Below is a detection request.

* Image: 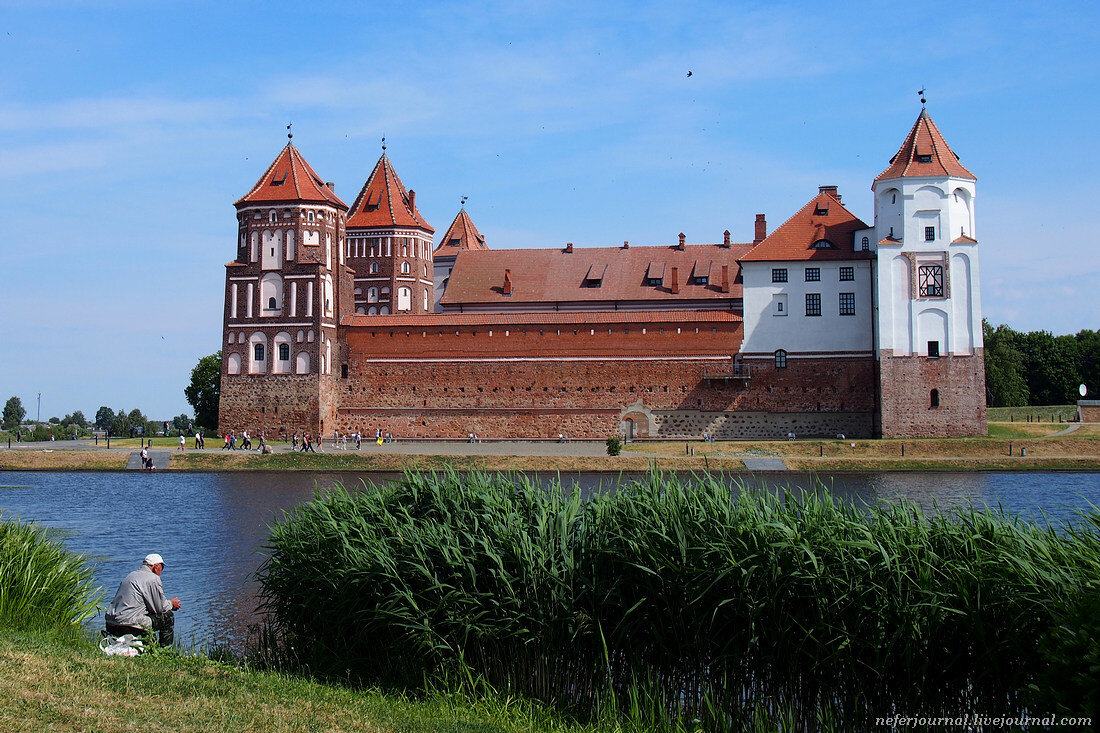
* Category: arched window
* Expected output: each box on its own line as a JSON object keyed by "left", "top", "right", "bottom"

{"left": 307, "top": 211, "right": 316, "bottom": 222}
{"left": 861, "top": 236, "right": 869, "bottom": 251}
{"left": 260, "top": 273, "right": 283, "bottom": 315}
{"left": 370, "top": 262, "right": 379, "bottom": 274}
{"left": 268, "top": 210, "right": 277, "bottom": 222}
{"left": 423, "top": 290, "right": 429, "bottom": 311}
{"left": 774, "top": 349, "right": 788, "bottom": 369}
{"left": 930, "top": 389, "right": 940, "bottom": 408}
{"left": 367, "top": 287, "right": 378, "bottom": 302}
{"left": 379, "top": 305, "right": 389, "bottom": 315}
{"left": 401, "top": 261, "right": 410, "bottom": 274}
{"left": 368, "top": 306, "right": 377, "bottom": 315}
{"left": 323, "top": 275, "right": 334, "bottom": 317}
{"left": 254, "top": 343, "right": 265, "bottom": 362}
{"left": 397, "top": 286, "right": 411, "bottom": 311}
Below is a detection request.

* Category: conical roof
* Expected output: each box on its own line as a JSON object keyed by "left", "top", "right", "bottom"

{"left": 346, "top": 154, "right": 434, "bottom": 232}
{"left": 235, "top": 142, "right": 347, "bottom": 208}
{"left": 875, "top": 109, "right": 975, "bottom": 182}
{"left": 433, "top": 208, "right": 487, "bottom": 256}
{"left": 740, "top": 188, "right": 869, "bottom": 262}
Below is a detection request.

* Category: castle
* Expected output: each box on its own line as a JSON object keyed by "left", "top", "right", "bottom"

{"left": 218, "top": 109, "right": 987, "bottom": 440}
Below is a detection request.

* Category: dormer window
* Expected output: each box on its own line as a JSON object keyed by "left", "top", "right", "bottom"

{"left": 811, "top": 239, "right": 835, "bottom": 249}
{"left": 917, "top": 154, "right": 933, "bottom": 163}
{"left": 861, "top": 236, "right": 870, "bottom": 251}
{"left": 583, "top": 264, "right": 607, "bottom": 288}
{"left": 692, "top": 275, "right": 709, "bottom": 286}
{"left": 449, "top": 238, "right": 460, "bottom": 247}
{"left": 270, "top": 171, "right": 287, "bottom": 187}
{"left": 814, "top": 204, "right": 829, "bottom": 216}
{"left": 646, "top": 276, "right": 662, "bottom": 286}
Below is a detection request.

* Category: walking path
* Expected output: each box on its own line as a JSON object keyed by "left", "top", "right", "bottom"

{"left": 1048, "top": 423, "right": 1081, "bottom": 438}
{"left": 126, "top": 450, "right": 171, "bottom": 470}
{"left": 741, "top": 457, "right": 789, "bottom": 471}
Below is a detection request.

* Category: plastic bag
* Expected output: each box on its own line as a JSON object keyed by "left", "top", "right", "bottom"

{"left": 99, "top": 634, "right": 144, "bottom": 657}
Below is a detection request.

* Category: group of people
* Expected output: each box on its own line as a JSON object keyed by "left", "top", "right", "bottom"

{"left": 220, "top": 430, "right": 267, "bottom": 451}
{"left": 292, "top": 433, "right": 319, "bottom": 452}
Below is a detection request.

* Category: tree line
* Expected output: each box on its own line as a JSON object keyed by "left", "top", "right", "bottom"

{"left": 983, "top": 321, "right": 1098, "bottom": 407}
{"left": 1, "top": 396, "right": 192, "bottom": 439}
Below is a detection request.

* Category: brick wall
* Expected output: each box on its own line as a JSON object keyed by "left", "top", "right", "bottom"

{"left": 329, "top": 319, "right": 877, "bottom": 439}
{"left": 878, "top": 349, "right": 987, "bottom": 438}
{"left": 218, "top": 373, "right": 321, "bottom": 438}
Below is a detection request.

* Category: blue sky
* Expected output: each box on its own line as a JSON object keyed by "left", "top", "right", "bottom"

{"left": 0, "top": 0, "right": 1096, "bottom": 420}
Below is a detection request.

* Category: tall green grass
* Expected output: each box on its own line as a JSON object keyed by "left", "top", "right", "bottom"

{"left": 257, "top": 469, "right": 1100, "bottom": 729}
{"left": 0, "top": 517, "right": 102, "bottom": 629}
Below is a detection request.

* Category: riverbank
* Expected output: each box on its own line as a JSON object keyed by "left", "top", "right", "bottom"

{"left": 1, "top": 423, "right": 1097, "bottom": 471}
{"left": 0, "top": 628, "right": 595, "bottom": 733}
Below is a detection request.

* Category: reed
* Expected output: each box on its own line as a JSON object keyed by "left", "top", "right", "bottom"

{"left": 257, "top": 469, "right": 1100, "bottom": 729}
{"left": 0, "top": 517, "right": 102, "bottom": 629}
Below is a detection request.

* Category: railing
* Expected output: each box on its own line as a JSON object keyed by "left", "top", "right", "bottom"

{"left": 702, "top": 363, "right": 751, "bottom": 381}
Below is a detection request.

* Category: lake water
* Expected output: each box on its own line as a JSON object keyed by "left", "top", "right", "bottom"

{"left": 1, "top": 470, "right": 1097, "bottom": 650}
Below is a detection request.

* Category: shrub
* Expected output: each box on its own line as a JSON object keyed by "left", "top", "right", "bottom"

{"left": 605, "top": 436, "right": 622, "bottom": 456}
{"left": 0, "top": 517, "right": 102, "bottom": 630}
{"left": 258, "top": 470, "right": 1100, "bottom": 730}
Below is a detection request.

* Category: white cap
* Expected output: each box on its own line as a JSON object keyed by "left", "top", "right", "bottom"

{"left": 143, "top": 553, "right": 164, "bottom": 566}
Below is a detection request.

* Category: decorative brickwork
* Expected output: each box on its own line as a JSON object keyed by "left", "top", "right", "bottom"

{"left": 878, "top": 349, "right": 987, "bottom": 438}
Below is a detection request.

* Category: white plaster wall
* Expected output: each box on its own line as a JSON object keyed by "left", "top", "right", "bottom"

{"left": 740, "top": 260, "right": 873, "bottom": 355}
{"left": 872, "top": 175, "right": 982, "bottom": 355}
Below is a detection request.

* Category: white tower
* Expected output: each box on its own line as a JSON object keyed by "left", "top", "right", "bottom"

{"left": 863, "top": 108, "right": 986, "bottom": 437}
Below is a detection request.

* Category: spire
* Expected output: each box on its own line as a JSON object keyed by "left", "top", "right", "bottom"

{"left": 434, "top": 207, "right": 488, "bottom": 256}
{"left": 346, "top": 153, "right": 434, "bottom": 232}
{"left": 875, "top": 110, "right": 975, "bottom": 182}
{"left": 235, "top": 142, "right": 347, "bottom": 209}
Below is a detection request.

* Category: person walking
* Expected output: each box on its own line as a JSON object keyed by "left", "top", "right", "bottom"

{"left": 104, "top": 553, "right": 181, "bottom": 646}
{"left": 178, "top": 434, "right": 185, "bottom": 452}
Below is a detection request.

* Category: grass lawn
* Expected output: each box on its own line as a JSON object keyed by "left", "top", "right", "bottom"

{"left": 0, "top": 628, "right": 598, "bottom": 733}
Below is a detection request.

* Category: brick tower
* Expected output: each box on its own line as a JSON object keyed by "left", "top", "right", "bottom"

{"left": 218, "top": 137, "right": 350, "bottom": 438}
{"left": 871, "top": 109, "right": 987, "bottom": 437}
{"left": 345, "top": 147, "right": 435, "bottom": 316}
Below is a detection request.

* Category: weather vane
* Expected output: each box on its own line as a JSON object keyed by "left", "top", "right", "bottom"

{"left": 381, "top": 135, "right": 386, "bottom": 152}
{"left": 287, "top": 122, "right": 293, "bottom": 140}
{"left": 461, "top": 195, "right": 468, "bottom": 207}
{"left": 918, "top": 87, "right": 926, "bottom": 107}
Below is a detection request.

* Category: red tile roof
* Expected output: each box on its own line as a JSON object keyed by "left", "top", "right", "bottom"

{"left": 952, "top": 234, "right": 978, "bottom": 244}
{"left": 434, "top": 208, "right": 487, "bottom": 257}
{"left": 235, "top": 143, "right": 347, "bottom": 209}
{"left": 342, "top": 310, "right": 741, "bottom": 328}
{"left": 439, "top": 242, "right": 752, "bottom": 307}
{"left": 346, "top": 154, "right": 435, "bottom": 232}
{"left": 740, "top": 190, "right": 870, "bottom": 262}
{"left": 875, "top": 109, "right": 975, "bottom": 182}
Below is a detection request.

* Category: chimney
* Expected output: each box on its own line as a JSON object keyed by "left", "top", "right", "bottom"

{"left": 503, "top": 269, "right": 513, "bottom": 296}
{"left": 721, "top": 265, "right": 730, "bottom": 293}
{"left": 408, "top": 189, "right": 416, "bottom": 211}
{"left": 565, "top": 242, "right": 573, "bottom": 253}
{"left": 677, "top": 232, "right": 686, "bottom": 250}
{"left": 754, "top": 214, "right": 767, "bottom": 244}
{"left": 670, "top": 267, "right": 679, "bottom": 294}
{"left": 818, "top": 185, "right": 840, "bottom": 203}
{"left": 723, "top": 230, "right": 731, "bottom": 247}
{"left": 623, "top": 240, "right": 629, "bottom": 249}
{"left": 326, "top": 181, "right": 335, "bottom": 191}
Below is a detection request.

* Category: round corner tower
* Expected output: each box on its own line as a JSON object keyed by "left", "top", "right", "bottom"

{"left": 218, "top": 140, "right": 350, "bottom": 438}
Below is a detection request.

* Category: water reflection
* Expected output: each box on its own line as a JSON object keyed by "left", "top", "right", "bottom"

{"left": 0, "top": 470, "right": 1096, "bottom": 650}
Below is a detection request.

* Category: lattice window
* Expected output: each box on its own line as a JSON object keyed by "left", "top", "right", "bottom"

{"left": 919, "top": 265, "right": 944, "bottom": 297}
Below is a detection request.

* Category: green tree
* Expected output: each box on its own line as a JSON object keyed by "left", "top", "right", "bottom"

{"left": 185, "top": 351, "right": 221, "bottom": 430}
{"left": 62, "top": 411, "right": 87, "bottom": 427}
{"left": 983, "top": 322, "right": 1028, "bottom": 407}
{"left": 1019, "top": 331, "right": 1080, "bottom": 405}
{"left": 95, "top": 406, "right": 115, "bottom": 430}
{"left": 1075, "top": 329, "right": 1100, "bottom": 399}
{"left": 2, "top": 396, "right": 26, "bottom": 431}
{"left": 172, "top": 413, "right": 191, "bottom": 432}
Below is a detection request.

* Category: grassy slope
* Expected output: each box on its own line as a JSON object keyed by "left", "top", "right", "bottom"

{"left": 0, "top": 629, "right": 594, "bottom": 733}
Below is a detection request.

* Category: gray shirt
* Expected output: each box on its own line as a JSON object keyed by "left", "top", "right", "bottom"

{"left": 105, "top": 565, "right": 172, "bottom": 628}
